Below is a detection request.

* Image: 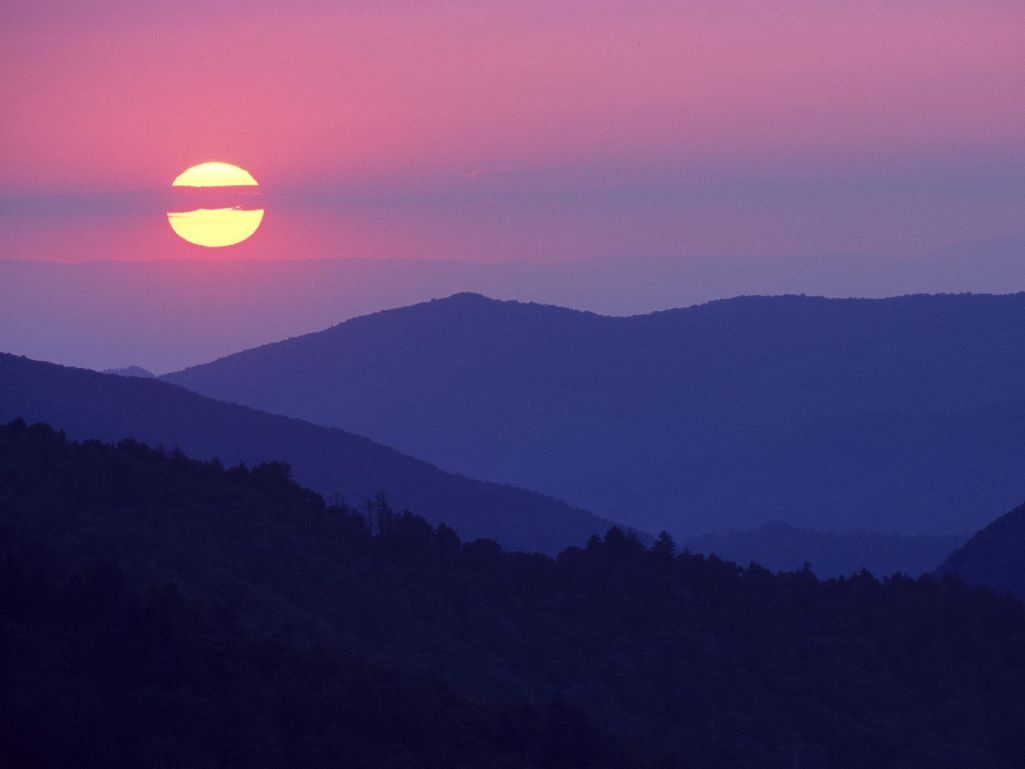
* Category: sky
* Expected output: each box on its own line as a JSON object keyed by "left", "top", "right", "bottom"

{"left": 1, "top": 0, "right": 1024, "bottom": 262}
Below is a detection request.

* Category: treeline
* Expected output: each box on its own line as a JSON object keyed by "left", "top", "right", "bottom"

{"left": 0, "top": 421, "right": 671, "bottom": 769}
{"left": 2, "top": 419, "right": 1025, "bottom": 768}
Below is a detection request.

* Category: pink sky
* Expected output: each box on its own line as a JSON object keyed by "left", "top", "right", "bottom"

{"left": 2, "top": 0, "right": 1024, "bottom": 261}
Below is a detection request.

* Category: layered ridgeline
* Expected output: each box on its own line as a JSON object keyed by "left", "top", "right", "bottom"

{"left": 166, "top": 292, "right": 1025, "bottom": 541}
{"left": 101, "top": 365, "right": 155, "bottom": 378}
{"left": 0, "top": 353, "right": 621, "bottom": 553}
{"left": 5, "top": 235, "right": 1025, "bottom": 373}
{"left": 3, "top": 421, "right": 1025, "bottom": 768}
{"left": 937, "top": 500, "right": 1025, "bottom": 600}
{"left": 0, "top": 421, "right": 666, "bottom": 769}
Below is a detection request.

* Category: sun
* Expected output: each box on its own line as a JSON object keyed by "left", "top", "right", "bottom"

{"left": 172, "top": 162, "right": 259, "bottom": 188}
{"left": 167, "top": 162, "right": 264, "bottom": 248}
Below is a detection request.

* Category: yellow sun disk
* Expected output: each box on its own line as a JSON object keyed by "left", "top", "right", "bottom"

{"left": 167, "top": 207, "right": 265, "bottom": 247}
{"left": 172, "top": 162, "right": 259, "bottom": 187}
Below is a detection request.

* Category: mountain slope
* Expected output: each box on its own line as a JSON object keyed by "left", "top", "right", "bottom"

{"left": 937, "top": 501, "right": 1025, "bottom": 600}
{"left": 656, "top": 403, "right": 1025, "bottom": 536}
{"left": 0, "top": 352, "right": 621, "bottom": 553}
{"left": 166, "top": 292, "right": 1025, "bottom": 538}
{"left": 4, "top": 420, "right": 1025, "bottom": 768}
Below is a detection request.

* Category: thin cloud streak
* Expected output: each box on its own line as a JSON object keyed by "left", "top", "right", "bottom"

{"left": 2, "top": 0, "right": 1023, "bottom": 260}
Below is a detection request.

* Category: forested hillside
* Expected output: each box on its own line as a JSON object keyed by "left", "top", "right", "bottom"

{"left": 3, "top": 420, "right": 1025, "bottom": 768}
{"left": 0, "top": 352, "right": 619, "bottom": 554}
{"left": 0, "top": 420, "right": 666, "bottom": 769}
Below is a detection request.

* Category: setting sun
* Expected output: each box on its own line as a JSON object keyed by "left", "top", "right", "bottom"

{"left": 167, "top": 162, "right": 264, "bottom": 247}
{"left": 172, "top": 162, "right": 259, "bottom": 188}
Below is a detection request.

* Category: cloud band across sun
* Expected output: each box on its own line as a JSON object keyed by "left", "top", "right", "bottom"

{"left": 168, "top": 163, "right": 263, "bottom": 247}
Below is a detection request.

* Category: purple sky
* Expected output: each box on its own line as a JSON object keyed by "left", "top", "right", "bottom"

{"left": 1, "top": 0, "right": 1023, "bottom": 264}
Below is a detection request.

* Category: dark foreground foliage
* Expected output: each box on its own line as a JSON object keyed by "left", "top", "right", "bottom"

{"left": 0, "top": 421, "right": 662, "bottom": 769}
{"left": 3, "top": 555, "right": 663, "bottom": 769}
{"left": 2, "top": 420, "right": 1025, "bottom": 768}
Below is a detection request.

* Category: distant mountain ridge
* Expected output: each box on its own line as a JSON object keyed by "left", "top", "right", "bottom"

{"left": 4, "top": 234, "right": 1025, "bottom": 372}
{"left": 0, "top": 352, "right": 623, "bottom": 553}
{"left": 5, "top": 418, "right": 1025, "bottom": 767}
{"left": 102, "top": 365, "right": 154, "bottom": 378}
{"left": 165, "top": 291, "right": 1025, "bottom": 539}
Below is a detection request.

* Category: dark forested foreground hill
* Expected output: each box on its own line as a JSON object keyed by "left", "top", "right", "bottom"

{"left": 0, "top": 422, "right": 663, "bottom": 769}
{"left": 165, "top": 292, "right": 1025, "bottom": 540}
{"left": 0, "top": 352, "right": 621, "bottom": 553}
{"left": 938, "top": 500, "right": 1025, "bottom": 601}
{"left": 3, "top": 422, "right": 1025, "bottom": 769}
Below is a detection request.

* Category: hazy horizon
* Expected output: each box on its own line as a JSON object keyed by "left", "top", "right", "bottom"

{"left": 4, "top": 231, "right": 1025, "bottom": 373}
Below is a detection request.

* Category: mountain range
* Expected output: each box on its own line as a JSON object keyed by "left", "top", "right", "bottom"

{"left": 102, "top": 365, "right": 155, "bottom": 378}
{"left": 4, "top": 233, "right": 1025, "bottom": 373}
{"left": 165, "top": 291, "right": 1025, "bottom": 539}
{"left": 0, "top": 352, "right": 620, "bottom": 553}
{"left": 5, "top": 419, "right": 1025, "bottom": 768}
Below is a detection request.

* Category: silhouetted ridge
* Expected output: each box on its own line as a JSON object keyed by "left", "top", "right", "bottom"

{"left": 102, "top": 365, "right": 154, "bottom": 378}
{"left": 0, "top": 352, "right": 624, "bottom": 553}
{"left": 166, "top": 291, "right": 1025, "bottom": 550}
{"left": 3, "top": 420, "right": 1025, "bottom": 767}
{"left": 8, "top": 240, "right": 1025, "bottom": 372}
{"left": 0, "top": 420, "right": 667, "bottom": 769}
{"left": 937, "top": 500, "right": 1025, "bottom": 600}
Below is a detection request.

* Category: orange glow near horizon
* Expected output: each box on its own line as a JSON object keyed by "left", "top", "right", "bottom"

{"left": 168, "top": 163, "right": 264, "bottom": 247}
